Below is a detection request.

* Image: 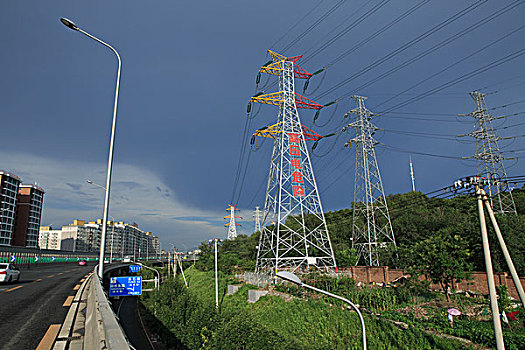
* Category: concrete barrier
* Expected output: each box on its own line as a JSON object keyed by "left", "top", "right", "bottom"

{"left": 248, "top": 289, "right": 268, "bottom": 303}
{"left": 53, "top": 266, "right": 130, "bottom": 349}
{"left": 227, "top": 284, "right": 241, "bottom": 295}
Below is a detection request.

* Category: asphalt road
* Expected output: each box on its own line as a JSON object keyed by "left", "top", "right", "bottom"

{"left": 0, "top": 262, "right": 93, "bottom": 350}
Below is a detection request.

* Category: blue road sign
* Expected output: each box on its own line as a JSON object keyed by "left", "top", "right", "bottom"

{"left": 52, "top": 257, "right": 56, "bottom": 262}
{"left": 129, "top": 265, "right": 141, "bottom": 273}
{"left": 34, "top": 256, "right": 39, "bottom": 262}
{"left": 109, "top": 276, "right": 143, "bottom": 296}
{"left": 10, "top": 256, "right": 15, "bottom": 263}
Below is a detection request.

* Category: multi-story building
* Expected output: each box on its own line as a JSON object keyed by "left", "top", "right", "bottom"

{"left": 0, "top": 171, "right": 21, "bottom": 246}
{"left": 13, "top": 184, "right": 45, "bottom": 248}
{"left": 40, "top": 219, "right": 159, "bottom": 258}
{"left": 38, "top": 226, "right": 62, "bottom": 250}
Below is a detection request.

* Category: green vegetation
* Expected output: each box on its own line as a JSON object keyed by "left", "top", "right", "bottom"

{"left": 140, "top": 188, "right": 525, "bottom": 349}
{"left": 142, "top": 268, "right": 470, "bottom": 349}
{"left": 195, "top": 189, "right": 525, "bottom": 278}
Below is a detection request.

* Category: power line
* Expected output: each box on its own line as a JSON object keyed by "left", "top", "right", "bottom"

{"left": 380, "top": 47, "right": 525, "bottom": 113}
{"left": 367, "top": 10, "right": 525, "bottom": 109}
{"left": 381, "top": 143, "right": 472, "bottom": 161}
{"left": 318, "top": 0, "right": 430, "bottom": 68}
{"left": 280, "top": 0, "right": 347, "bottom": 53}
{"left": 301, "top": 0, "right": 393, "bottom": 64}
{"left": 314, "top": 1, "right": 487, "bottom": 100}
{"left": 270, "top": 0, "right": 327, "bottom": 50}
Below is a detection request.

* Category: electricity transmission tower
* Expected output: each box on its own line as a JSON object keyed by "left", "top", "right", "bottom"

{"left": 344, "top": 95, "right": 396, "bottom": 266}
{"left": 251, "top": 50, "right": 337, "bottom": 273}
{"left": 224, "top": 204, "right": 241, "bottom": 240}
{"left": 458, "top": 91, "right": 517, "bottom": 215}
{"left": 253, "top": 206, "right": 262, "bottom": 233}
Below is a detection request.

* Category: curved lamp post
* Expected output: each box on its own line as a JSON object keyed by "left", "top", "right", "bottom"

{"left": 61, "top": 18, "right": 122, "bottom": 279}
{"left": 276, "top": 271, "right": 367, "bottom": 350}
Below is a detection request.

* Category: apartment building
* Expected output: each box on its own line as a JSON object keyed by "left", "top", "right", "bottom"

{"left": 13, "top": 184, "right": 45, "bottom": 248}
{"left": 39, "top": 219, "right": 159, "bottom": 257}
{"left": 0, "top": 171, "right": 21, "bottom": 246}
{"left": 38, "top": 226, "right": 62, "bottom": 250}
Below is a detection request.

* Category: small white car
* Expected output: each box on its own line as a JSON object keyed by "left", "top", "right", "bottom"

{"left": 0, "top": 263, "right": 21, "bottom": 283}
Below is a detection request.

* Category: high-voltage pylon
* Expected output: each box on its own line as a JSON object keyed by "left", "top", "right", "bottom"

{"left": 251, "top": 50, "right": 337, "bottom": 273}
{"left": 343, "top": 95, "right": 396, "bottom": 266}
{"left": 458, "top": 91, "right": 517, "bottom": 215}
{"left": 253, "top": 206, "right": 262, "bottom": 233}
{"left": 224, "top": 204, "right": 241, "bottom": 240}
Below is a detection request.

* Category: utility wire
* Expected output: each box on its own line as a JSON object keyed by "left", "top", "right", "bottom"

{"left": 280, "top": 0, "right": 347, "bottom": 53}
{"left": 379, "top": 47, "right": 525, "bottom": 113}
{"left": 314, "top": 0, "right": 487, "bottom": 100}
{"left": 367, "top": 9, "right": 525, "bottom": 109}
{"left": 301, "top": 0, "right": 393, "bottom": 64}
{"left": 270, "top": 0, "right": 327, "bottom": 50}
{"left": 317, "top": 0, "right": 430, "bottom": 68}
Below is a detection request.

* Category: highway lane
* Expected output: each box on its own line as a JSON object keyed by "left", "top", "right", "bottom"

{"left": 0, "top": 262, "right": 93, "bottom": 350}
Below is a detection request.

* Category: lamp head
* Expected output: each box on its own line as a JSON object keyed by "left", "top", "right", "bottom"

{"left": 60, "top": 18, "right": 79, "bottom": 31}
{"left": 276, "top": 271, "right": 302, "bottom": 285}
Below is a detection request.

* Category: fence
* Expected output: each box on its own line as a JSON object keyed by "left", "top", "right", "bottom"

{"left": 242, "top": 271, "right": 272, "bottom": 288}
{"left": 0, "top": 245, "right": 97, "bottom": 265}
{"left": 338, "top": 266, "right": 525, "bottom": 300}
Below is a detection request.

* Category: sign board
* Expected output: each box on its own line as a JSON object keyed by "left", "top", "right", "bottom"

{"left": 34, "top": 256, "right": 39, "bottom": 262}
{"left": 129, "top": 265, "right": 141, "bottom": 273}
{"left": 109, "top": 276, "right": 142, "bottom": 296}
{"left": 10, "top": 256, "right": 15, "bottom": 263}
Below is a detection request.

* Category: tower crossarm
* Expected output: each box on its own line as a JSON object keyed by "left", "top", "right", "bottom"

{"left": 250, "top": 91, "right": 323, "bottom": 110}
{"left": 259, "top": 50, "right": 313, "bottom": 79}
{"left": 252, "top": 122, "right": 323, "bottom": 142}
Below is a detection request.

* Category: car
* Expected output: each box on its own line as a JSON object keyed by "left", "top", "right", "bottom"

{"left": 0, "top": 263, "right": 20, "bottom": 283}
{"left": 78, "top": 260, "right": 86, "bottom": 266}
{"left": 123, "top": 256, "right": 131, "bottom": 263}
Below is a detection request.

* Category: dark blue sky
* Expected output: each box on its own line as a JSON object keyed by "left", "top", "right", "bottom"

{"left": 1, "top": 1, "right": 524, "bottom": 250}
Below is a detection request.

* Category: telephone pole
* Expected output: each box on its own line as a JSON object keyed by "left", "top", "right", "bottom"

{"left": 458, "top": 91, "right": 516, "bottom": 214}
{"left": 344, "top": 95, "right": 396, "bottom": 266}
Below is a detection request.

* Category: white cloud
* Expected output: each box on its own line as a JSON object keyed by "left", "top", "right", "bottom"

{"left": 0, "top": 152, "right": 224, "bottom": 249}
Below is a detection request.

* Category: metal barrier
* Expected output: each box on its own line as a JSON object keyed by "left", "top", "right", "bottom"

{"left": 54, "top": 266, "right": 130, "bottom": 349}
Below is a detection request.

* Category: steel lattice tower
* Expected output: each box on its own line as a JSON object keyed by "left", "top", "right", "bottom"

{"left": 459, "top": 91, "right": 517, "bottom": 215}
{"left": 253, "top": 206, "right": 262, "bottom": 233}
{"left": 224, "top": 204, "right": 241, "bottom": 240}
{"left": 251, "top": 50, "right": 337, "bottom": 273}
{"left": 344, "top": 95, "right": 396, "bottom": 266}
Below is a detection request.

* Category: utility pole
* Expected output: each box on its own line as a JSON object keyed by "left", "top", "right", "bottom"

{"left": 214, "top": 239, "right": 219, "bottom": 308}
{"left": 251, "top": 50, "right": 337, "bottom": 273}
{"left": 253, "top": 206, "right": 262, "bottom": 233}
{"left": 409, "top": 156, "right": 416, "bottom": 192}
{"left": 344, "top": 95, "right": 396, "bottom": 266}
{"left": 224, "top": 204, "right": 241, "bottom": 240}
{"left": 458, "top": 91, "right": 516, "bottom": 214}
{"left": 452, "top": 176, "right": 512, "bottom": 350}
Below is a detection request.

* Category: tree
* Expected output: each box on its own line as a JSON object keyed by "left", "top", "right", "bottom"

{"left": 402, "top": 231, "right": 472, "bottom": 301}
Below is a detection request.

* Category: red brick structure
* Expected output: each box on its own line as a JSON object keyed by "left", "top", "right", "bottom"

{"left": 339, "top": 266, "right": 525, "bottom": 300}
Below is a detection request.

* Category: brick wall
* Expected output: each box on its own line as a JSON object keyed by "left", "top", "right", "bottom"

{"left": 339, "top": 266, "right": 525, "bottom": 300}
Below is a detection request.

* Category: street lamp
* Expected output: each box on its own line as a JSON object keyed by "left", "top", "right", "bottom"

{"left": 86, "top": 180, "right": 117, "bottom": 264}
{"left": 135, "top": 261, "right": 160, "bottom": 290}
{"left": 276, "top": 271, "right": 367, "bottom": 350}
{"left": 61, "top": 17, "right": 122, "bottom": 279}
